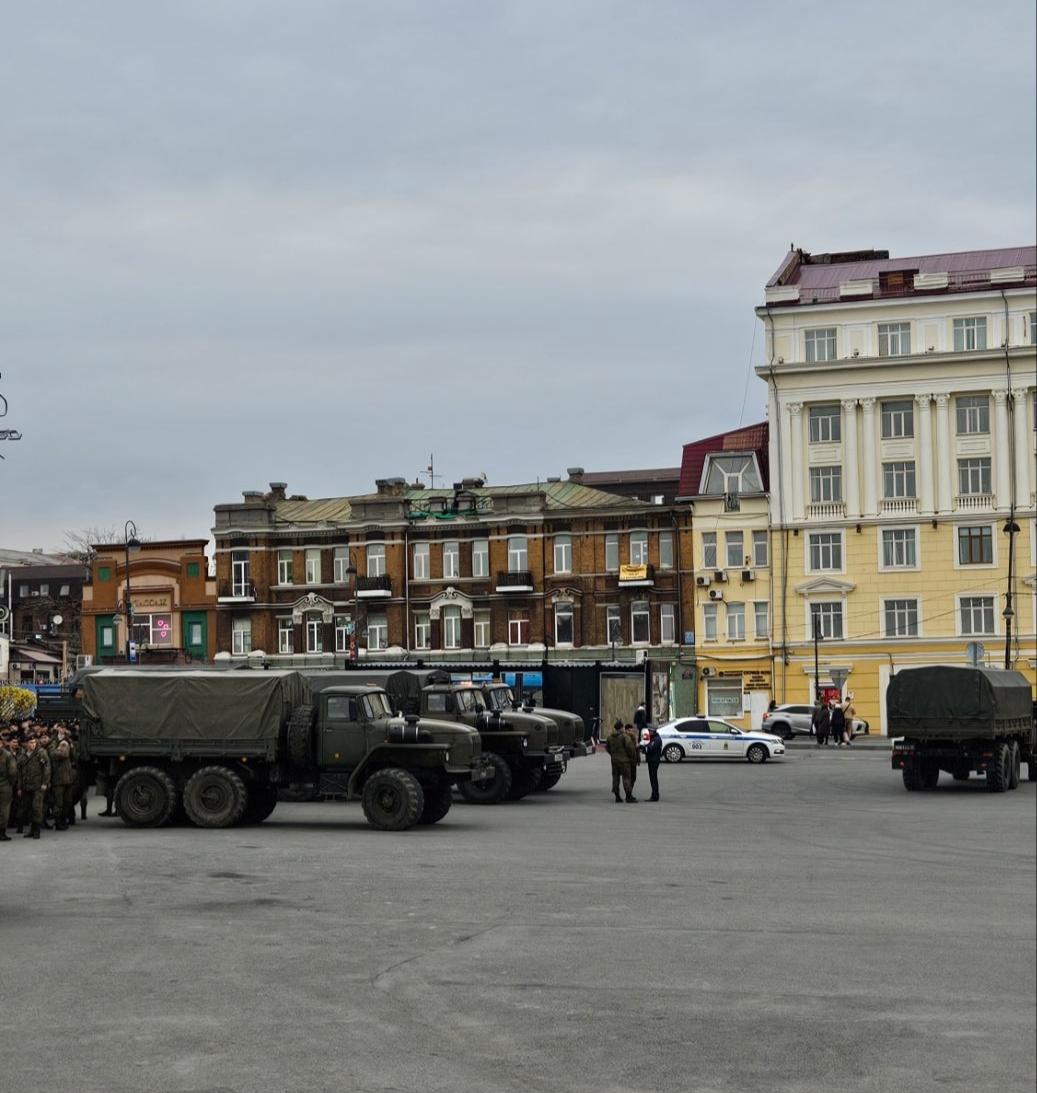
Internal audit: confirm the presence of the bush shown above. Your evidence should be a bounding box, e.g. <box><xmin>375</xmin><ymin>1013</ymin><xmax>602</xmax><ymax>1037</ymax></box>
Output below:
<box><xmin>0</xmin><ymin>685</ymin><xmax>37</xmax><ymax>723</ymax></box>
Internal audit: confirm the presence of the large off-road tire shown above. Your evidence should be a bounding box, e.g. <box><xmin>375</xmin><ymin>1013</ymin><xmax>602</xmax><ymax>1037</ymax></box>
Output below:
<box><xmin>183</xmin><ymin>766</ymin><xmax>248</xmax><ymax>828</ymax></box>
<box><xmin>115</xmin><ymin>766</ymin><xmax>177</xmax><ymax>828</ymax></box>
<box><xmin>986</xmin><ymin>743</ymin><xmax>1009</xmax><ymax>794</ymax></box>
<box><xmin>287</xmin><ymin>705</ymin><xmax>316</xmax><ymax>771</ymax></box>
<box><xmin>241</xmin><ymin>784</ymin><xmax>278</xmax><ymax>824</ymax></box>
<box><xmin>457</xmin><ymin>752</ymin><xmax>512</xmax><ymax>804</ymax></box>
<box><xmin>902</xmin><ymin>765</ymin><xmax>925</xmax><ymax>791</ymax></box>
<box><xmin>537</xmin><ymin>769</ymin><xmax>563</xmax><ymax>791</ymax></box>
<box><xmin>507</xmin><ymin>763</ymin><xmax>542</xmax><ymax>801</ymax></box>
<box><xmin>361</xmin><ymin>768</ymin><xmax>424</xmax><ymax>831</ymax></box>
<box><xmin>1007</xmin><ymin>742</ymin><xmax>1021</xmax><ymax>791</ymax></box>
<box><xmin>417</xmin><ymin>783</ymin><xmax>453</xmax><ymax>825</ymax></box>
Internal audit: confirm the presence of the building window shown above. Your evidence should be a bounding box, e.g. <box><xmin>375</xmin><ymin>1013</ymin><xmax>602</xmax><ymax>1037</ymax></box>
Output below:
<box><xmin>878</xmin><ymin>322</ymin><xmax>911</xmax><ymax>357</ymax></box>
<box><xmin>631</xmin><ymin>601</ymin><xmax>650</xmax><ymax>644</ymax></box>
<box><xmin>884</xmin><ymin>599</ymin><xmax>919</xmax><ymax>637</ymax></box>
<box><xmin>186</xmin><ymin>562</ymin><xmax>200</xmax><ymax>579</ymax></box>
<box><xmin>883</xmin><ymin>461</ymin><xmax>916</xmax><ymax>499</ymax></box>
<box><xmin>752</xmin><ymin>531</ymin><xmax>768</xmax><ymax>567</ymax></box>
<box><xmin>805</xmin><ymin>327</ymin><xmax>837</xmax><ymax>363</ymax></box>
<box><xmin>39</xmin><ymin>584</ymin><xmax>49</xmax><ymax>596</ymax></box>
<box><xmin>18</xmin><ymin>584</ymin><xmax>29</xmax><ymax>596</ymax></box>
<box><xmin>953</xmin><ymin>316</ymin><xmax>987</xmax><ymax>351</ymax></box>
<box><xmin>629</xmin><ymin>530</ymin><xmax>648</xmax><ymax>565</ymax></box>
<box><xmin>959</xmin><ymin>596</ymin><xmax>994</xmax><ymax>636</ymax></box>
<box><xmin>442</xmin><ymin>541</ymin><xmax>460</xmax><ymax>579</ymax></box>
<box><xmin>412</xmin><ymin>543</ymin><xmax>429</xmax><ymax>580</ymax></box>
<box><xmin>726</xmin><ymin>602</ymin><xmax>745</xmax><ymax>641</ymax></box>
<box><xmin>881</xmin><ymin>400</ymin><xmax>914</xmax><ymax>439</ymax></box>
<box><xmin>606</xmin><ymin>606</ymin><xmax>621</xmax><ymax>643</ymax></box>
<box><xmin>605</xmin><ymin>534</ymin><xmax>619</xmax><ymax>572</ymax></box>
<box><xmin>554</xmin><ymin>602</ymin><xmax>574</xmax><ymax>645</ymax></box>
<box><xmin>508</xmin><ymin>609</ymin><xmax>530</xmax><ymax>645</ymax></box>
<box><xmin>473</xmin><ymin>610</ymin><xmax>491</xmax><ymax>648</ymax></box>
<box><xmin>278</xmin><ymin>617</ymin><xmax>294</xmax><ymax>654</ymax></box>
<box><xmin>707</xmin><ymin>680</ymin><xmax>743</xmax><ymax>718</ymax></box>
<box><xmin>754</xmin><ymin>601</ymin><xmax>769</xmax><ymax>639</ymax></box>
<box><xmin>725</xmin><ymin>532</ymin><xmax>744</xmax><ymax>568</ymax></box>
<box><xmin>186</xmin><ymin>620</ymin><xmax>203</xmax><ymax>648</ymax></box>
<box><xmin>277</xmin><ymin>550</ymin><xmax>294</xmax><ymax>585</ymax></box>
<box><xmin>367</xmin><ymin>543</ymin><xmax>386</xmax><ymax>578</ymax></box>
<box><xmin>304</xmin><ymin>549</ymin><xmax>321</xmax><ymax>585</ymax></box>
<box><xmin>957</xmin><ymin>458</ymin><xmax>991</xmax><ymax>496</ymax></box>
<box><xmin>334</xmin><ymin>616</ymin><xmax>350</xmax><ymax>653</ymax></box>
<box><xmin>701</xmin><ymin>532</ymin><xmax>717</xmax><ymax>569</ymax></box>
<box><xmin>367</xmin><ymin>614</ymin><xmax>388</xmax><ymax>650</ymax></box>
<box><xmin>305</xmin><ymin>613</ymin><xmax>323</xmax><ymax>653</ymax></box>
<box><xmin>507</xmin><ymin>536</ymin><xmax>528</xmax><ymax>572</ymax></box>
<box><xmin>59</xmin><ymin>584</ymin><xmax>70</xmax><ymax>597</ymax></box>
<box><xmin>413</xmin><ymin>612</ymin><xmax>431</xmax><ymax>650</ymax></box>
<box><xmin>809</xmin><ymin>466</ymin><xmax>843</xmax><ymax>504</ymax></box>
<box><xmin>1030</xmin><ymin>311</ymin><xmax>1037</xmax><ymax>345</ymax></box>
<box><xmin>333</xmin><ymin>547</ymin><xmax>350</xmax><ymax>583</ymax></box>
<box><xmin>957</xmin><ymin>525</ymin><xmax>993</xmax><ymax>565</ymax></box>
<box><xmin>955</xmin><ymin>395</ymin><xmax>990</xmax><ymax>435</ymax></box>
<box><xmin>808</xmin><ymin>405</ymin><xmax>841</xmax><ymax>443</ymax></box>
<box><xmin>442</xmin><ymin>606</ymin><xmax>462</xmax><ymax>649</ymax></box>
<box><xmin>702</xmin><ymin>603</ymin><xmax>718</xmax><ymax>641</ymax></box>
<box><xmin>703</xmin><ymin>455</ymin><xmax>762</xmax><ymax>495</ymax></box>
<box><xmin>809</xmin><ymin>601</ymin><xmax>844</xmax><ymax>640</ymax></box>
<box><xmin>808</xmin><ymin>532</ymin><xmax>842</xmax><ymax>572</ymax></box>
<box><xmin>882</xmin><ymin>528</ymin><xmax>917</xmax><ymax>568</ymax></box>
<box><xmin>660</xmin><ymin>604</ymin><xmax>675</xmax><ymax>644</ymax></box>
<box><xmin>231</xmin><ymin>550</ymin><xmax>250</xmax><ymax>596</ymax></box>
<box><xmin>658</xmin><ymin>531</ymin><xmax>673</xmax><ymax>570</ymax></box>
<box><xmin>97</xmin><ymin>567</ymin><xmax>111</xmax><ymax>582</ymax></box>
<box><xmin>554</xmin><ymin>534</ymin><xmax>572</xmax><ymax>574</ymax></box>
<box><xmin>472</xmin><ymin>540</ymin><xmax>489</xmax><ymax>578</ymax></box>
<box><xmin>131</xmin><ymin>614</ymin><xmax>173</xmax><ymax>647</ymax></box>
<box><xmin>100</xmin><ymin>625</ymin><xmax>114</xmax><ymax>651</ymax></box>
<box><xmin>231</xmin><ymin>618</ymin><xmax>252</xmax><ymax>655</ymax></box>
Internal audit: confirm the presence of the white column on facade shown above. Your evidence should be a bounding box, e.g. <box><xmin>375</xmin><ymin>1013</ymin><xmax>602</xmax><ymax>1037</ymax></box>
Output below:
<box><xmin>915</xmin><ymin>393</ymin><xmax>934</xmax><ymax>515</ymax></box>
<box><xmin>841</xmin><ymin>399</ymin><xmax>860</xmax><ymax>518</ymax></box>
<box><xmin>860</xmin><ymin>397</ymin><xmax>878</xmax><ymax>516</ymax></box>
<box><xmin>993</xmin><ymin>389</ymin><xmax>1011</xmax><ymax>509</ymax></box>
<box><xmin>934</xmin><ymin>393</ymin><xmax>952</xmax><ymax>513</ymax></box>
<box><xmin>1012</xmin><ymin>387</ymin><xmax>1032</xmax><ymax>508</ymax></box>
<box><xmin>788</xmin><ymin>402</ymin><xmax>804</xmax><ymax>520</ymax></box>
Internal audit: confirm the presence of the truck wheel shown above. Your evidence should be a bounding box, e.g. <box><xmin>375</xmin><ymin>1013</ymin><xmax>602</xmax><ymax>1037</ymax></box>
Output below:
<box><xmin>286</xmin><ymin>705</ymin><xmax>316</xmax><ymax>771</ymax></box>
<box><xmin>507</xmin><ymin>764</ymin><xmax>541</xmax><ymax>801</ymax></box>
<box><xmin>537</xmin><ymin>770</ymin><xmax>563</xmax><ymax>791</ymax></box>
<box><xmin>361</xmin><ymin>768</ymin><xmax>424</xmax><ymax>831</ymax></box>
<box><xmin>417</xmin><ymin>783</ymin><xmax>452</xmax><ymax>825</ymax></box>
<box><xmin>770</xmin><ymin>722</ymin><xmax>793</xmax><ymax>740</ymax></box>
<box><xmin>1007</xmin><ymin>742</ymin><xmax>1021</xmax><ymax>791</ymax></box>
<box><xmin>986</xmin><ymin>744</ymin><xmax>1009</xmax><ymax>794</ymax></box>
<box><xmin>902</xmin><ymin>766</ymin><xmax>924</xmax><ymax>791</ymax></box>
<box><xmin>115</xmin><ymin>766</ymin><xmax>177</xmax><ymax>828</ymax></box>
<box><xmin>183</xmin><ymin>766</ymin><xmax>248</xmax><ymax>828</ymax></box>
<box><xmin>241</xmin><ymin>785</ymin><xmax>278</xmax><ymax>824</ymax></box>
<box><xmin>457</xmin><ymin>752</ymin><xmax>511</xmax><ymax>804</ymax></box>
<box><xmin>746</xmin><ymin>743</ymin><xmax>768</xmax><ymax>764</ymax></box>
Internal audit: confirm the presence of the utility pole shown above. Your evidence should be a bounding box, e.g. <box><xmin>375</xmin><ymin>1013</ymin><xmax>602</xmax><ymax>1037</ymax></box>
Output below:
<box><xmin>813</xmin><ymin>611</ymin><xmax>822</xmax><ymax>703</ymax></box>
<box><xmin>1003</xmin><ymin>513</ymin><xmax>1019</xmax><ymax>669</ymax></box>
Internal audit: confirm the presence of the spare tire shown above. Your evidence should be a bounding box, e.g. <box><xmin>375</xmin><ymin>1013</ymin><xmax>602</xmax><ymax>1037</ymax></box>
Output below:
<box><xmin>115</xmin><ymin>766</ymin><xmax>177</xmax><ymax>828</ymax></box>
<box><xmin>287</xmin><ymin>705</ymin><xmax>316</xmax><ymax>770</ymax></box>
<box><xmin>183</xmin><ymin>766</ymin><xmax>247</xmax><ymax>828</ymax></box>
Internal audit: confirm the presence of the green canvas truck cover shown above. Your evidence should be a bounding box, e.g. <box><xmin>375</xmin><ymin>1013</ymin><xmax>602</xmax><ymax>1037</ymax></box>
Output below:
<box><xmin>887</xmin><ymin>666</ymin><xmax>1034</xmax><ymax>737</ymax></box>
<box><xmin>80</xmin><ymin>669</ymin><xmax>309</xmax><ymax>743</ymax></box>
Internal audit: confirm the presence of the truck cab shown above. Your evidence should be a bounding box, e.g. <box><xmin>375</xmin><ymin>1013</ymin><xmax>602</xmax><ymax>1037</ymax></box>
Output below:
<box><xmin>479</xmin><ymin>682</ymin><xmax>592</xmax><ymax>761</ymax></box>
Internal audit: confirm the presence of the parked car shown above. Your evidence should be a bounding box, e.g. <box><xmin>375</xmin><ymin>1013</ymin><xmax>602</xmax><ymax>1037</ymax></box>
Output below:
<box><xmin>655</xmin><ymin>718</ymin><xmax>785</xmax><ymax>764</ymax></box>
<box><xmin>762</xmin><ymin>704</ymin><xmax>870</xmax><ymax>739</ymax></box>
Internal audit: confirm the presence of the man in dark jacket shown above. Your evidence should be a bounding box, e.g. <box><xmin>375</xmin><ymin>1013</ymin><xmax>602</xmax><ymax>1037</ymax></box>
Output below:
<box><xmin>643</xmin><ymin>727</ymin><xmax>662</xmax><ymax>802</ymax></box>
<box><xmin>633</xmin><ymin>703</ymin><xmax>648</xmax><ymax>732</ymax></box>
<box><xmin>812</xmin><ymin>703</ymin><xmax>830</xmax><ymax>747</ymax></box>
<box><xmin>830</xmin><ymin>701</ymin><xmax>846</xmax><ymax>746</ymax></box>
<box><xmin>606</xmin><ymin>722</ymin><xmax>638</xmax><ymax>803</ymax></box>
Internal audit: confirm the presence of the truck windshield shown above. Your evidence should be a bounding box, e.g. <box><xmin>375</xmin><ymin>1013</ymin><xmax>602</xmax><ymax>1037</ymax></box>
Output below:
<box><xmin>361</xmin><ymin>693</ymin><xmax>392</xmax><ymax>719</ymax></box>
<box><xmin>485</xmin><ymin>687</ymin><xmax>511</xmax><ymax>711</ymax></box>
<box><xmin>456</xmin><ymin>689</ymin><xmax>487</xmax><ymax>713</ymax></box>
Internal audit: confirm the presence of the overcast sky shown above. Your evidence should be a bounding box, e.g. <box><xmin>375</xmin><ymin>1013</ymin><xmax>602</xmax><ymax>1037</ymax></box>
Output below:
<box><xmin>1</xmin><ymin>1</ymin><xmax>1034</xmax><ymax>552</ymax></box>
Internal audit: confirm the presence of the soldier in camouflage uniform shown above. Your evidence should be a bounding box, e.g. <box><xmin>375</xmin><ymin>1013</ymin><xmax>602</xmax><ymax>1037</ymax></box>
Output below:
<box><xmin>0</xmin><ymin>735</ymin><xmax>17</xmax><ymax>841</ymax></box>
<box><xmin>50</xmin><ymin>731</ymin><xmax>73</xmax><ymax>831</ymax></box>
<box><xmin>19</xmin><ymin>736</ymin><xmax>51</xmax><ymax>839</ymax></box>
<box><xmin>606</xmin><ymin>719</ymin><xmax>638</xmax><ymax>803</ymax></box>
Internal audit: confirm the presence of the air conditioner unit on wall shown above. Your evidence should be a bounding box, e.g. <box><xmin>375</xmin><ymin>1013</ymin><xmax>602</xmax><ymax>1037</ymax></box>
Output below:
<box><xmin>695</xmin><ymin>575</ymin><xmax>711</xmax><ymax>587</ymax></box>
<box><xmin>713</xmin><ymin>570</ymin><xmax>728</xmax><ymax>583</ymax></box>
<box><xmin>742</xmin><ymin>569</ymin><xmax>755</xmax><ymax>582</ymax></box>
<box><xmin>76</xmin><ymin>654</ymin><xmax>93</xmax><ymax>668</ymax></box>
<box><xmin>708</xmin><ymin>588</ymin><xmax>724</xmax><ymax>601</ymax></box>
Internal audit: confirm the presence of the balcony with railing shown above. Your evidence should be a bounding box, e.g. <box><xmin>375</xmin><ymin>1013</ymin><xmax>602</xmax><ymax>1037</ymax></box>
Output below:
<box><xmin>880</xmin><ymin>497</ymin><xmax>918</xmax><ymax>515</ymax></box>
<box><xmin>218</xmin><ymin>579</ymin><xmax>256</xmax><ymax>602</ymax></box>
<box><xmin>495</xmin><ymin>570</ymin><xmax>534</xmax><ymax>592</ymax></box>
<box><xmin>806</xmin><ymin>501</ymin><xmax>846</xmax><ymax>519</ymax></box>
<box><xmin>356</xmin><ymin>574</ymin><xmax>392</xmax><ymax>599</ymax></box>
<box><xmin>955</xmin><ymin>493</ymin><xmax>994</xmax><ymax>512</ymax></box>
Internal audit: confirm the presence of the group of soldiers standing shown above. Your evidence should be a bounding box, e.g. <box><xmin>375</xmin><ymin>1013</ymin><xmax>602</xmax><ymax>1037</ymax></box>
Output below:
<box><xmin>604</xmin><ymin>702</ymin><xmax>662</xmax><ymax>803</ymax></box>
<box><xmin>0</xmin><ymin>721</ymin><xmax>89</xmax><ymax>841</ymax></box>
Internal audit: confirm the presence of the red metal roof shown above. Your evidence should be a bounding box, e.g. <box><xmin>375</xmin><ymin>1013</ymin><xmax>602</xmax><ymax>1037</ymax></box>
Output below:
<box><xmin>678</xmin><ymin>422</ymin><xmax>769</xmax><ymax>499</ymax></box>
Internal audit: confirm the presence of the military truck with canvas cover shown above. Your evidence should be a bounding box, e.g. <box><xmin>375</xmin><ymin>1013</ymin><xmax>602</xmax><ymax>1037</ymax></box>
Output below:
<box><xmin>79</xmin><ymin>669</ymin><xmax>488</xmax><ymax>830</ymax></box>
<box><xmin>888</xmin><ymin>666</ymin><xmax>1036</xmax><ymax>792</ymax></box>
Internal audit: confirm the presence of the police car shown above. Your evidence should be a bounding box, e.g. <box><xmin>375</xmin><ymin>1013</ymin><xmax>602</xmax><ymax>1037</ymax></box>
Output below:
<box><xmin>650</xmin><ymin>717</ymin><xmax>786</xmax><ymax>764</ymax></box>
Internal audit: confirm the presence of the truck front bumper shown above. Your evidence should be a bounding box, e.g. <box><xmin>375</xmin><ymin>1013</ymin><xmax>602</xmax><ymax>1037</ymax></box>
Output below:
<box><xmin>565</xmin><ymin>742</ymin><xmax>595</xmax><ymax>759</ymax></box>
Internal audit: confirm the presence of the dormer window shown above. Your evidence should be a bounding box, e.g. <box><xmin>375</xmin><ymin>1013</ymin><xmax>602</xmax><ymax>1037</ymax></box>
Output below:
<box><xmin>429</xmin><ymin>498</ymin><xmax>447</xmax><ymax>514</ymax></box>
<box><xmin>701</xmin><ymin>454</ymin><xmax>762</xmax><ymax>496</ymax></box>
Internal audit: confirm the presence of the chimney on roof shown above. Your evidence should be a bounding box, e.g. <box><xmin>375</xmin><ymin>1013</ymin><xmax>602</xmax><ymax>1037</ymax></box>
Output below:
<box><xmin>462</xmin><ymin>476</ymin><xmax>485</xmax><ymax>489</ymax></box>
<box><xmin>242</xmin><ymin>490</ymin><xmax>264</xmax><ymax>501</ymax></box>
<box><xmin>32</xmin><ymin>548</ymin><xmax>43</xmax><ymax>554</ymax></box>
<box><xmin>375</xmin><ymin>477</ymin><xmax>408</xmax><ymax>496</ymax></box>
<box><xmin>566</xmin><ymin>467</ymin><xmax>585</xmax><ymax>483</ymax></box>
<box><xmin>267</xmin><ymin>482</ymin><xmax>287</xmax><ymax>501</ymax></box>
<box><xmin>546</xmin><ymin>476</ymin><xmax>561</xmax><ymax>483</ymax></box>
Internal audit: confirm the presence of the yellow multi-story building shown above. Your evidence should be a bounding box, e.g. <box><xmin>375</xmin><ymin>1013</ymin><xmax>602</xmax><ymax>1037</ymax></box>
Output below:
<box><xmin>756</xmin><ymin>245</ymin><xmax>1036</xmax><ymax>733</ymax></box>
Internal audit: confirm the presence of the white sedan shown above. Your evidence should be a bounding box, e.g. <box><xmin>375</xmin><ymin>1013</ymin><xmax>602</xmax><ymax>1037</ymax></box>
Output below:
<box><xmin>652</xmin><ymin>717</ymin><xmax>786</xmax><ymax>764</ymax></box>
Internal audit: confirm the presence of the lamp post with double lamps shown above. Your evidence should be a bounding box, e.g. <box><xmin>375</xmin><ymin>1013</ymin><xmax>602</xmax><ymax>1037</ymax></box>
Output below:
<box><xmin>123</xmin><ymin>520</ymin><xmax>142</xmax><ymax>663</ymax></box>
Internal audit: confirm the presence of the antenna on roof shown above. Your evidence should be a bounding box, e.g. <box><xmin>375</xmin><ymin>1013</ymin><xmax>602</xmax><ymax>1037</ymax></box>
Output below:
<box><xmin>420</xmin><ymin>453</ymin><xmax>441</xmax><ymax>489</ymax></box>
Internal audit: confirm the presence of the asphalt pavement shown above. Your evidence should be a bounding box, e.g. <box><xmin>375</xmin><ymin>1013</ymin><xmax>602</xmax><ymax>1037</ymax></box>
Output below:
<box><xmin>3</xmin><ymin>749</ymin><xmax>1034</xmax><ymax>1093</ymax></box>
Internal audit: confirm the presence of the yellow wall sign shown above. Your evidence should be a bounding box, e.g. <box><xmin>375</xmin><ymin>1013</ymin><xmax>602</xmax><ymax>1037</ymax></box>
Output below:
<box><xmin>619</xmin><ymin>564</ymin><xmax>648</xmax><ymax>581</ymax></box>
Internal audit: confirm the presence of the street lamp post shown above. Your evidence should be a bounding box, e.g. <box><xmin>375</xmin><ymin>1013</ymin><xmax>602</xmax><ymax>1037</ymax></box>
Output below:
<box><xmin>812</xmin><ymin>611</ymin><xmax>822</xmax><ymax>703</ymax></box>
<box><xmin>1003</xmin><ymin>516</ymin><xmax>1020</xmax><ymax>670</ymax></box>
<box><xmin>123</xmin><ymin>519</ymin><xmax>141</xmax><ymax>663</ymax></box>
<box><xmin>345</xmin><ymin>562</ymin><xmax>358</xmax><ymax>664</ymax></box>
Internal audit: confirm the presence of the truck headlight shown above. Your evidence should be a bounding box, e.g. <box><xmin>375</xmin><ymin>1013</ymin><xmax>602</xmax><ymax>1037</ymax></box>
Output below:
<box><xmin>522</xmin><ymin>737</ymin><xmax>528</xmax><ymax>748</ymax></box>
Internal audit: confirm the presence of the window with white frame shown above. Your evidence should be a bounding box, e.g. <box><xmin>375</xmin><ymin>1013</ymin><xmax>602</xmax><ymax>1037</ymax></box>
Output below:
<box><xmin>367</xmin><ymin>613</ymin><xmax>388</xmax><ymax>650</ymax></box>
<box><xmin>605</xmin><ymin>534</ymin><xmax>619</xmax><ymax>572</ymax></box>
<box><xmin>726</xmin><ymin>602</ymin><xmax>745</xmax><ymax>640</ymax></box>
<box><xmin>334</xmin><ymin>616</ymin><xmax>350</xmax><ymax>652</ymax></box>
<box><xmin>412</xmin><ymin>542</ymin><xmax>429</xmax><ymax>580</ymax></box>
<box><xmin>443</xmin><ymin>541</ymin><xmax>460</xmax><ymax>579</ymax></box>
<box><xmin>808</xmin><ymin>405</ymin><xmax>841</xmax><ymax>443</ymax></box>
<box><xmin>878</xmin><ymin>322</ymin><xmax>911</xmax><ymax>357</ymax></box>
<box><xmin>277</xmin><ymin>550</ymin><xmax>294</xmax><ymax>585</ymax></box>
<box><xmin>707</xmin><ymin>679</ymin><xmax>743</xmax><ymax>718</ymax></box>
<box><xmin>884</xmin><ymin>599</ymin><xmax>919</xmax><ymax>637</ymax></box>
<box><xmin>957</xmin><ymin>457</ymin><xmax>991</xmax><ymax>496</ymax></box>
<box><xmin>957</xmin><ymin>525</ymin><xmax>993</xmax><ymax>564</ymax></box>
<box><xmin>231</xmin><ymin>617</ymin><xmax>252</xmax><ymax>655</ymax></box>
<box><xmin>754</xmin><ymin>601</ymin><xmax>769</xmax><ymax>639</ymax></box>
<box><xmin>658</xmin><ymin>531</ymin><xmax>673</xmax><ymax>570</ymax></box>
<box><xmin>808</xmin><ymin>532</ymin><xmax>842</xmax><ymax>572</ymax></box>
<box><xmin>554</xmin><ymin>601</ymin><xmax>574</xmax><ymax>645</ymax></box>
<box><xmin>473</xmin><ymin>610</ymin><xmax>491</xmax><ymax>648</ymax></box>
<box><xmin>956</xmin><ymin>395</ymin><xmax>989</xmax><ymax>435</ymax></box>
<box><xmin>702</xmin><ymin>603</ymin><xmax>718</xmax><ymax>641</ymax></box>
<box><xmin>508</xmin><ymin>609</ymin><xmax>530</xmax><ymax>645</ymax></box>
<box><xmin>367</xmin><ymin>543</ymin><xmax>385</xmax><ymax>577</ymax></box>
<box><xmin>881</xmin><ymin>399</ymin><xmax>914</xmax><ymax>438</ymax></box>
<box><xmin>131</xmin><ymin>614</ymin><xmax>173</xmax><ymax>647</ymax></box>
<box><xmin>507</xmin><ymin>536</ymin><xmax>528</xmax><ymax>572</ymax></box>
<box><xmin>442</xmin><ymin>606</ymin><xmax>462</xmax><ymax>649</ymax></box>
<box><xmin>809</xmin><ymin>466</ymin><xmax>843</xmax><ymax>504</ymax></box>
<box><xmin>305</xmin><ymin>613</ymin><xmax>323</xmax><ymax>652</ymax></box>
<box><xmin>231</xmin><ymin>550</ymin><xmax>250</xmax><ymax>596</ymax></box>
<box><xmin>333</xmin><ymin>546</ymin><xmax>350</xmax><ymax>583</ymax></box>
<box><xmin>472</xmin><ymin>540</ymin><xmax>489</xmax><ymax>578</ymax></box>
<box><xmin>59</xmin><ymin>584</ymin><xmax>70</xmax><ymax>597</ymax></box>
<box><xmin>606</xmin><ymin>605</ymin><xmax>622</xmax><ymax>643</ymax></box>
<box><xmin>809</xmin><ymin>601</ymin><xmax>844</xmax><ymax>640</ymax></box>
<box><xmin>40</xmin><ymin>583</ymin><xmax>49</xmax><ymax>596</ymax></box>
<box><xmin>703</xmin><ymin>454</ymin><xmax>763</xmax><ymax>494</ymax></box>
<box><xmin>953</xmin><ymin>316</ymin><xmax>987</xmax><ymax>351</ymax></box>
<box><xmin>631</xmin><ymin>601</ymin><xmax>650</xmax><ymax>644</ymax></box>
<box><xmin>883</xmin><ymin>461</ymin><xmax>916</xmax><ymax>499</ymax></box>
<box><xmin>805</xmin><ymin>327</ymin><xmax>837</xmax><ymax>363</ymax></box>
<box><xmin>629</xmin><ymin>530</ymin><xmax>648</xmax><ymax>565</ymax></box>
<box><xmin>959</xmin><ymin>596</ymin><xmax>994</xmax><ymax>635</ymax></box>
<box><xmin>701</xmin><ymin>532</ymin><xmax>717</xmax><ymax>569</ymax></box>
<box><xmin>881</xmin><ymin>528</ymin><xmax>917</xmax><ymax>568</ymax></box>
<box><xmin>305</xmin><ymin>549</ymin><xmax>321</xmax><ymax>585</ymax></box>
<box><xmin>554</xmin><ymin>534</ymin><xmax>572</xmax><ymax>574</ymax></box>
<box><xmin>660</xmin><ymin>603</ymin><xmax>675</xmax><ymax>644</ymax></box>
<box><xmin>1030</xmin><ymin>311</ymin><xmax>1037</xmax><ymax>345</ymax></box>
<box><xmin>752</xmin><ymin>530</ymin><xmax>769</xmax><ymax>567</ymax></box>
<box><xmin>278</xmin><ymin>617</ymin><xmax>294</xmax><ymax>654</ymax></box>
<box><xmin>413</xmin><ymin>612</ymin><xmax>431</xmax><ymax>650</ymax></box>
<box><xmin>725</xmin><ymin>531</ymin><xmax>744</xmax><ymax>568</ymax></box>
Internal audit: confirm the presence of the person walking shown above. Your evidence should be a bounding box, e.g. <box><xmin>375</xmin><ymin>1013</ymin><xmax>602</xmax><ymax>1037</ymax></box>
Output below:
<box><xmin>830</xmin><ymin>700</ymin><xmax>846</xmax><ymax>747</ymax></box>
<box><xmin>643</xmin><ymin>726</ymin><xmax>662</xmax><ymax>802</ymax></box>
<box><xmin>606</xmin><ymin>721</ymin><xmax>638</xmax><ymax>803</ymax></box>
<box><xmin>812</xmin><ymin>702</ymin><xmax>830</xmax><ymax>747</ymax></box>
<box><xmin>633</xmin><ymin>702</ymin><xmax>648</xmax><ymax>733</ymax></box>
